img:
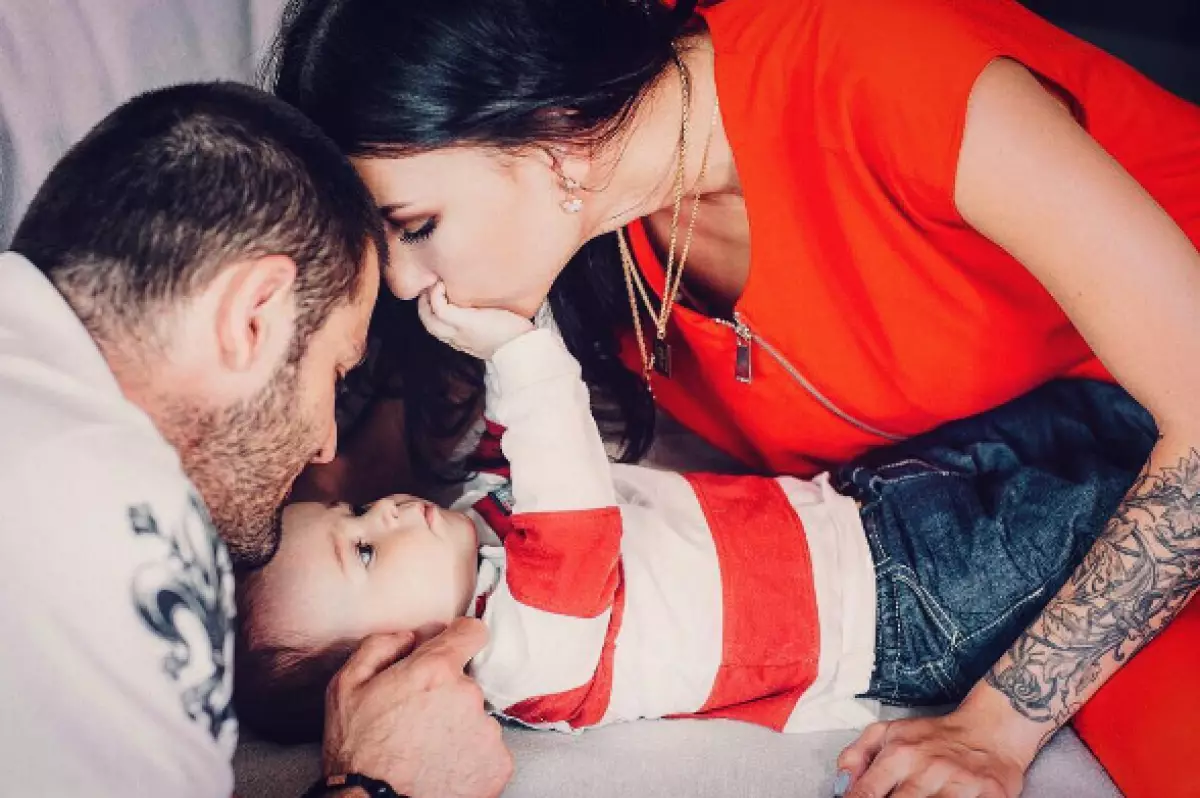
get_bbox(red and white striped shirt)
[454,329,879,733]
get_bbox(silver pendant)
[653,338,672,378]
[734,337,752,384]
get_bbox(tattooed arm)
[986,447,1200,744]
[839,60,1200,798]
[956,60,1200,767]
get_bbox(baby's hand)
[418,283,535,360]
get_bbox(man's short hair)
[11,81,387,351]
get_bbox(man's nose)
[312,424,338,464]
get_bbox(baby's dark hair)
[234,570,357,744]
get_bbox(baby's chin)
[440,509,482,615]
[444,509,481,553]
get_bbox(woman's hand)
[418,282,534,360]
[836,685,1041,798]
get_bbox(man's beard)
[172,361,321,570]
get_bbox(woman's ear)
[537,143,589,188]
[540,145,593,218]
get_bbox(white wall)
[0,0,288,245]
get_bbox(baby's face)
[253,495,479,648]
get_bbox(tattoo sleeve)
[985,446,1200,741]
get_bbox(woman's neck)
[580,34,740,240]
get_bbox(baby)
[236,291,1155,744]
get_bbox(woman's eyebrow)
[379,202,410,213]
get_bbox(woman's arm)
[841,58,1200,798]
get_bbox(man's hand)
[836,686,1040,798]
[323,618,513,798]
[418,282,534,360]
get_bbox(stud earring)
[560,175,583,214]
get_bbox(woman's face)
[353,148,587,318]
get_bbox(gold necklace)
[618,61,721,388]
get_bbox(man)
[0,82,511,798]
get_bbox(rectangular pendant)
[735,338,752,384]
[653,338,672,378]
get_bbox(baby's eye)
[354,540,375,568]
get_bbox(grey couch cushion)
[235,717,1119,798]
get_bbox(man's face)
[185,258,380,570]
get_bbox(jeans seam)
[943,561,1074,655]
[872,457,957,478]
[865,508,903,703]
[894,658,960,698]
[889,566,962,646]
[864,511,890,568]
[888,577,902,702]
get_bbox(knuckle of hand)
[499,749,516,778]
[924,754,951,772]
[879,745,912,767]
[847,786,879,798]
[460,679,486,702]
[326,672,348,701]
[407,657,440,686]
[984,775,1008,793]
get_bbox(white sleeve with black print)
[0,427,236,796]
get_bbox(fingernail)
[832,769,852,797]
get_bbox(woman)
[272,0,1200,796]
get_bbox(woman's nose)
[386,257,439,300]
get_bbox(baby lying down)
[236,313,1154,744]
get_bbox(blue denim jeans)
[832,380,1157,706]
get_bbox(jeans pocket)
[869,562,971,705]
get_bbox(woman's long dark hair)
[270,0,700,477]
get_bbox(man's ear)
[213,254,298,379]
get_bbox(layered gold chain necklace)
[616,53,720,391]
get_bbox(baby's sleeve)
[468,329,625,729]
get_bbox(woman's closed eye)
[388,216,438,245]
[354,540,375,568]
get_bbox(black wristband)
[301,772,408,798]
